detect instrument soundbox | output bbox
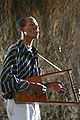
[13,76,48,103]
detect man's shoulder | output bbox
[7,43,17,52]
[7,43,17,54]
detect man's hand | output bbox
[46,82,66,95]
[28,82,47,94]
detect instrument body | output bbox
[14,75,47,103]
[13,69,80,105]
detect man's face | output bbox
[23,17,40,39]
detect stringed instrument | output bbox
[13,69,80,105]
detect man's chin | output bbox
[33,35,39,40]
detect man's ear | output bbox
[19,27,24,32]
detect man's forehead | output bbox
[25,17,38,25]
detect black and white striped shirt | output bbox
[1,40,41,99]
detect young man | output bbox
[1,16,65,120]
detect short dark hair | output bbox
[16,16,35,34]
[16,15,36,30]
[16,17,26,32]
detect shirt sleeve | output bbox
[1,47,30,99]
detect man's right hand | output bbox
[28,82,47,94]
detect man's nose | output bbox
[34,23,39,29]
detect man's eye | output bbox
[31,23,35,26]
[31,23,34,26]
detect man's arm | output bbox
[1,46,30,99]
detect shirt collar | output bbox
[17,39,38,55]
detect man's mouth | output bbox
[35,30,39,33]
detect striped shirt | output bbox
[1,40,41,99]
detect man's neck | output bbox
[22,37,34,47]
